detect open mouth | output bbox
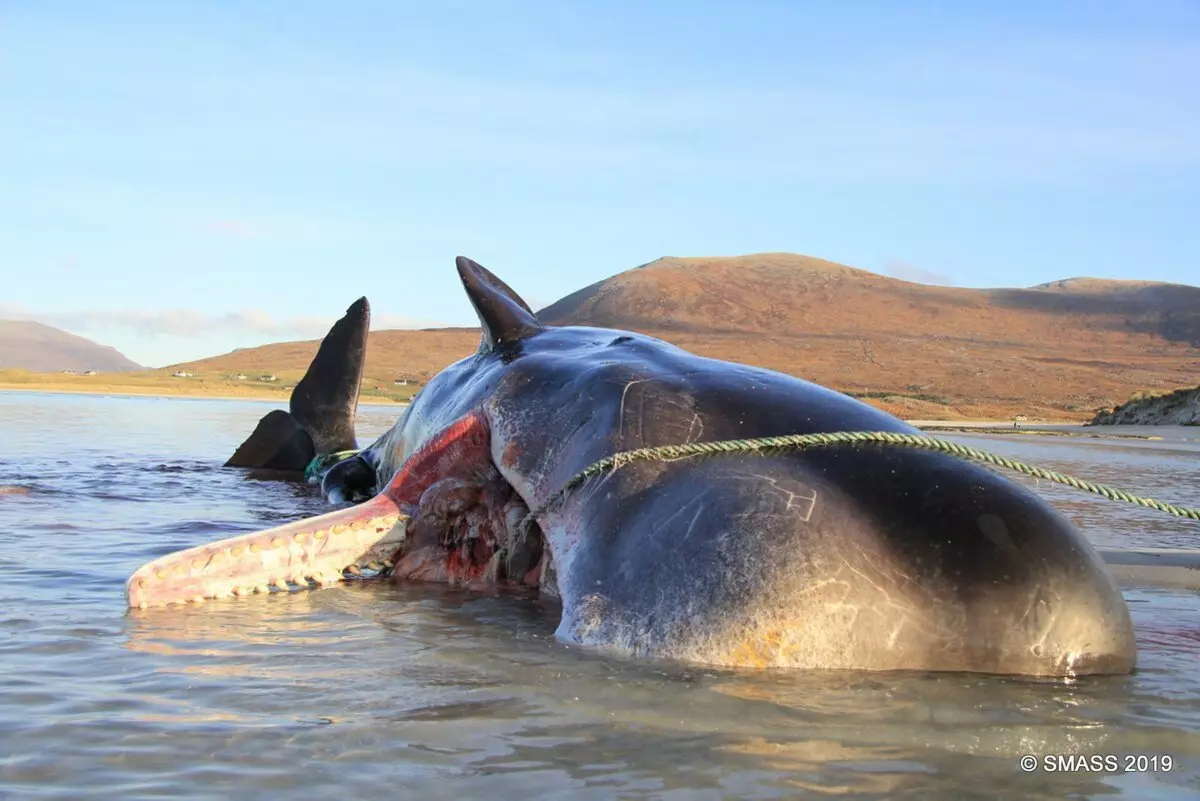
[126,410,548,608]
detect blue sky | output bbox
[2,1,1197,367]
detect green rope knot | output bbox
[524,430,1200,526]
[304,449,361,483]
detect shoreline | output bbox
[0,385,1074,425]
[3,386,1189,441]
[0,384,408,407]
[904,419,1083,429]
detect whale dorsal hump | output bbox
[456,256,542,351]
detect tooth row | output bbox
[145,515,403,576]
[130,514,407,608]
[137,562,399,608]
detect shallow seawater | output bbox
[0,392,1197,800]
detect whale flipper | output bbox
[224,297,370,470]
[223,409,315,470]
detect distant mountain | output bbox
[172,253,1200,420]
[0,320,143,373]
[539,255,1200,347]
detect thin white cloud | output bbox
[0,304,440,339]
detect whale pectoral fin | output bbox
[456,256,542,351]
[289,296,371,455]
[224,409,315,470]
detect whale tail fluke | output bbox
[289,296,370,456]
[224,297,370,471]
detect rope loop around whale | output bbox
[523,430,1200,526]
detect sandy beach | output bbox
[904,419,1082,429]
[0,383,408,406]
[0,371,411,406]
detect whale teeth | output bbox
[124,495,412,608]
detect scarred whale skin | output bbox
[343,257,1137,676]
[132,256,1138,677]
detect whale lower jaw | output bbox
[127,408,551,609]
[125,495,409,608]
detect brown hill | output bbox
[0,320,142,373]
[539,255,1200,346]
[171,253,1200,420]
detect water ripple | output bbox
[0,394,1196,800]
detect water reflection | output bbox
[0,394,1198,799]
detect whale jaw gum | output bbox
[125,495,408,608]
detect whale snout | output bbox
[950,504,1137,677]
[852,454,1138,676]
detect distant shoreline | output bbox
[904,419,1080,430]
[0,383,408,407]
[1,383,1080,425]
[5,385,1187,442]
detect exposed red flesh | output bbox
[380,409,541,588]
[380,411,495,507]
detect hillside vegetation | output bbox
[156,253,1200,420]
